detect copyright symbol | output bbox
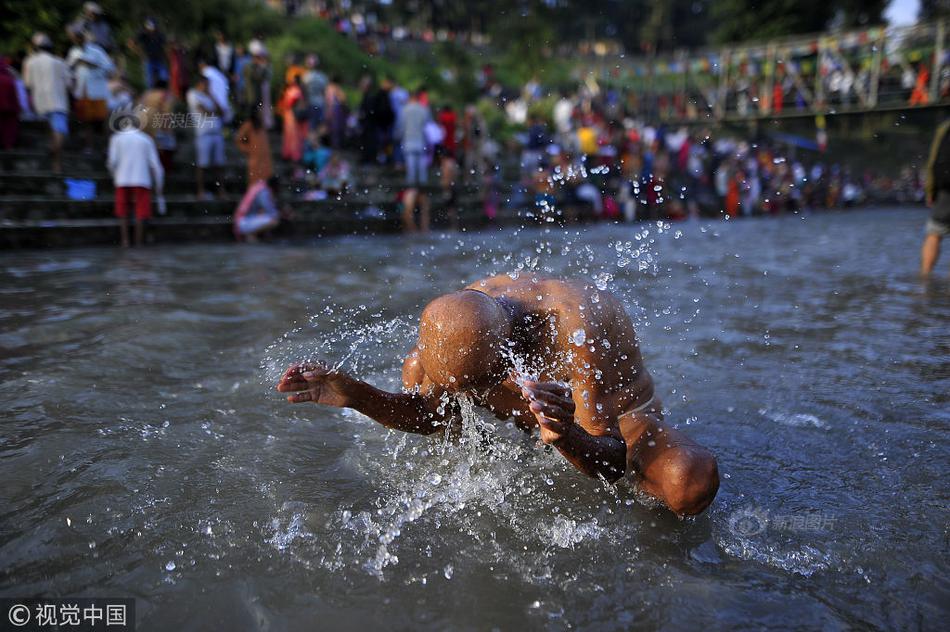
[8,603,30,626]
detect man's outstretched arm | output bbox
[276,363,448,435]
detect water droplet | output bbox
[165,561,176,572]
[570,329,587,346]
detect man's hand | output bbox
[520,380,576,445]
[276,362,355,408]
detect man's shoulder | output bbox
[27,52,62,69]
[113,130,153,146]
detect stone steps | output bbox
[0,124,535,248]
[0,170,510,197]
[0,188,494,220]
[0,203,539,248]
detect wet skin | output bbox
[278,276,719,516]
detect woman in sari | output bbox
[279,76,308,161]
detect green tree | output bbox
[710,0,885,45]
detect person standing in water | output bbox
[396,87,432,232]
[921,119,950,276]
[277,276,719,517]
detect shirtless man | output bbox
[276,276,719,516]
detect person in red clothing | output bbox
[107,121,164,247]
[279,75,308,162]
[436,105,459,228]
[772,80,784,114]
[437,105,457,158]
[0,57,20,149]
[725,170,742,218]
[909,63,931,106]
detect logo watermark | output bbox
[728,505,837,537]
[1,598,134,631]
[109,105,218,133]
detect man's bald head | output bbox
[418,290,511,390]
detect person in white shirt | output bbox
[22,33,70,172]
[66,29,114,150]
[107,120,164,247]
[186,74,225,199]
[198,58,231,124]
[213,32,234,75]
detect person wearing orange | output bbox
[725,170,741,217]
[235,110,273,185]
[909,64,930,106]
[279,76,308,162]
[283,54,306,87]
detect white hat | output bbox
[83,2,103,14]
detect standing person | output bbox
[138,79,177,173]
[389,81,409,166]
[921,119,950,276]
[461,104,484,180]
[242,41,273,129]
[130,18,167,89]
[553,92,574,145]
[66,29,114,151]
[436,105,459,228]
[396,88,431,232]
[437,104,458,160]
[374,78,396,163]
[278,75,308,162]
[909,64,931,106]
[523,115,548,174]
[166,36,190,99]
[325,75,347,149]
[301,54,327,130]
[725,166,742,218]
[235,110,273,185]
[22,33,70,171]
[186,75,225,199]
[232,44,250,108]
[107,115,164,247]
[69,2,114,53]
[0,58,20,150]
[283,54,306,87]
[198,58,231,124]
[357,75,377,164]
[213,31,234,76]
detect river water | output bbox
[1,208,947,630]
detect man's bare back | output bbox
[277,276,719,516]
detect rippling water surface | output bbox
[1,208,948,630]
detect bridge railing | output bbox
[591,20,949,122]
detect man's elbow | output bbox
[662,449,720,516]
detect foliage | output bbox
[0,0,282,57]
[267,18,383,87]
[709,0,886,45]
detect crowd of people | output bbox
[0,2,931,247]
[506,93,926,224]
